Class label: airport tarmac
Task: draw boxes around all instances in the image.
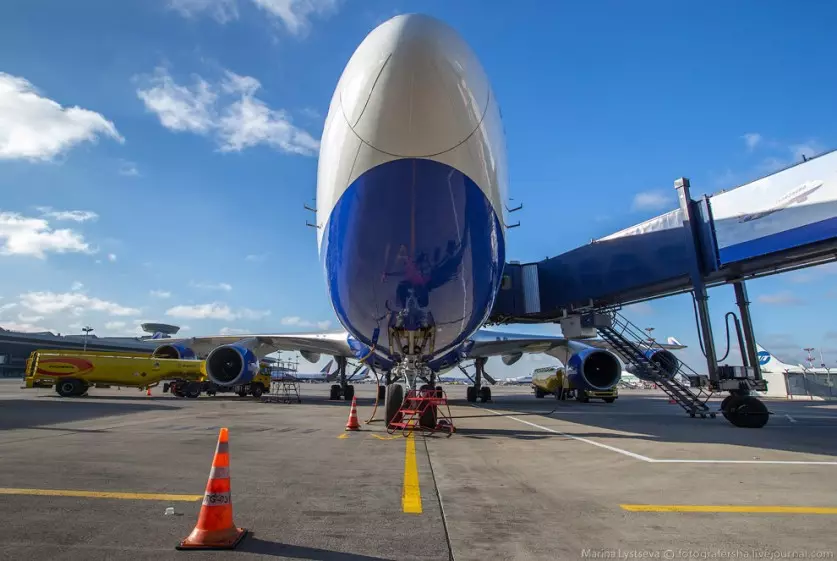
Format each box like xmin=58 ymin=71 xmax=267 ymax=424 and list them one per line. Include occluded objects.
xmin=1 ymin=379 xmax=836 ymax=560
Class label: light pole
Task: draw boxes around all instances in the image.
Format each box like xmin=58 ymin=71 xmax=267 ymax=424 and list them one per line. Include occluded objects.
xmin=803 ymin=347 xmax=815 ymax=369
xmin=82 ymin=326 xmax=94 ymax=351
xmin=645 ymin=327 xmax=656 ymax=345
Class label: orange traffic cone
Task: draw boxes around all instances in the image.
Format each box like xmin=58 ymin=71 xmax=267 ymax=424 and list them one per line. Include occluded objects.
xmin=176 ymin=428 xmax=248 ymax=550
xmin=345 ymin=396 xmax=361 ymax=431
xmin=146 ymin=387 xmax=152 ymax=397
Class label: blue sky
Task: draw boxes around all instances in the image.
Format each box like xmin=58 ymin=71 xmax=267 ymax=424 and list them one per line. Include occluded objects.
xmin=1 ymin=0 xmax=836 ymax=376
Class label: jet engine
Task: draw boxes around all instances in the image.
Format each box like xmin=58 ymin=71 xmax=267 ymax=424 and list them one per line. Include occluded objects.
xmin=566 ymin=348 xmax=621 ymax=390
xmin=152 ymin=343 xmax=196 ymax=360
xmin=300 ymin=350 xmax=321 ymax=364
xmin=205 ymin=344 xmax=260 ymax=387
xmin=626 ymin=349 xmax=680 ymax=381
xmin=501 ymin=352 xmax=523 ymax=366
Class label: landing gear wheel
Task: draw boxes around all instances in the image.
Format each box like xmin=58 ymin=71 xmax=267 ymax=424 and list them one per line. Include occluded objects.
xmin=466 ymin=386 xmax=477 ymax=403
xmin=343 ymin=385 xmax=355 ymax=402
xmin=535 ymin=388 xmax=545 ymax=399
xmin=185 ymin=383 xmax=201 ymax=399
xmin=720 ymin=395 xmax=733 ymax=413
xmin=377 ymin=385 xmax=387 ymax=400
xmin=385 ymin=384 xmax=404 ymax=426
xmin=726 ymin=395 xmax=769 ymax=428
xmin=329 ymin=384 xmax=341 ymax=401
xmin=56 ymin=379 xmax=82 ymax=397
xmin=251 ymin=384 xmax=264 ymax=398
xmin=479 ymin=386 xmax=491 ymax=403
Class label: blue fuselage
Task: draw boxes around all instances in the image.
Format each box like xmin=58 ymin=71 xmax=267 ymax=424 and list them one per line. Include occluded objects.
xmin=320 ymin=158 xmax=506 ymax=369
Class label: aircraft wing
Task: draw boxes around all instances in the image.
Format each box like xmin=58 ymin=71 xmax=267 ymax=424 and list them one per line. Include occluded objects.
xmin=469 ymin=328 xmax=686 ymax=360
xmin=144 ymin=330 xmax=354 ymax=359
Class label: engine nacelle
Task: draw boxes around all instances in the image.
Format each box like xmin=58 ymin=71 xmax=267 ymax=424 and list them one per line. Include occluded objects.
xmin=566 ymin=348 xmax=621 ymax=391
xmin=502 ymin=352 xmax=523 ymax=366
xmin=300 ymin=350 xmax=321 ymax=364
xmin=205 ymin=344 xmax=260 ymax=387
xmin=152 ymin=343 xmax=196 ymax=360
xmin=626 ymin=349 xmax=680 ymax=381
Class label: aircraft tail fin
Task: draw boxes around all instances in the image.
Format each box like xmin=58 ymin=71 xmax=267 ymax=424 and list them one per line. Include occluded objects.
xmin=755 ymin=344 xmax=795 ymax=370
xmin=151 ymin=332 xmax=165 ymax=340
xmin=321 ymin=359 xmax=334 ymax=374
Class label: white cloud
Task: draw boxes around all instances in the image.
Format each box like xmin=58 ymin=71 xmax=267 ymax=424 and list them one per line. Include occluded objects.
xmin=107 ymin=253 xmax=117 ymax=262
xmin=245 ymin=253 xmax=268 ymax=262
xmin=105 ymin=321 xmax=126 ymax=330
xmin=0 ymin=72 xmax=123 ymax=161
xmin=71 ymin=281 xmax=84 ymax=291
xmin=165 ymin=302 xmax=270 ymax=321
xmin=119 ymin=160 xmax=140 ymax=176
xmin=789 ymin=141 xmax=824 ymax=162
xmin=0 ymin=302 xmax=17 ymax=312
xmin=220 ymin=326 xmax=248 ymax=335
xmin=190 ymin=280 xmax=232 ymax=291
xmin=0 ymin=211 xmax=94 ymax=258
xmin=624 ymin=302 xmax=654 ymax=316
xmin=757 ymin=291 xmax=805 ymax=306
xmin=17 ymin=313 xmax=44 ymax=323
xmin=168 ymin=0 xmax=239 ymax=23
xmin=0 ymin=321 xmax=52 ymax=333
xmin=280 ymin=316 xmax=330 ymax=329
xmin=20 ymin=291 xmax=140 ymax=316
xmin=742 ymin=133 xmax=762 ymax=151
xmin=168 ymin=0 xmax=338 ymax=35
xmin=150 ymin=289 xmax=172 ymax=298
xmin=631 ymin=190 xmax=671 ymax=212
xmin=35 ymin=207 xmax=99 ymax=222
xmin=136 ymin=66 xmax=318 ymax=156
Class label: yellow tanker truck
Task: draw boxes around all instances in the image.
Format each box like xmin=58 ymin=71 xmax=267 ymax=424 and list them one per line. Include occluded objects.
xmin=23 ymin=349 xmax=206 ymax=397
xmin=531 ymin=365 xmax=618 ymax=403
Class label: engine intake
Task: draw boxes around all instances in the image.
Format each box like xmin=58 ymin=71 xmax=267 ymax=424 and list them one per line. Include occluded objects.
xmin=152 ymin=343 xmax=196 ymax=360
xmin=566 ymin=348 xmax=621 ymax=390
xmin=205 ymin=344 xmax=259 ymax=387
xmin=626 ymin=349 xmax=680 ymax=381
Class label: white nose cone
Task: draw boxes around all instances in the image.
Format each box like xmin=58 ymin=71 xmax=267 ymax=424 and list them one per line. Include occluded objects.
xmin=339 ymin=13 xmax=491 ymax=157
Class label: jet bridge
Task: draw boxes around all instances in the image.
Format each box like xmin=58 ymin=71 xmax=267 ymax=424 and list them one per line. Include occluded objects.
xmin=489 ymin=149 xmax=837 ymax=427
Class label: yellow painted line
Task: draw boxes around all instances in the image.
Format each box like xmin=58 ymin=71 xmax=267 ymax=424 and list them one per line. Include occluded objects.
xmin=372 ymin=434 xmax=402 ymax=440
xmin=402 ymin=433 xmax=422 ymax=514
xmin=337 ymin=433 xmax=349 ymax=439
xmin=0 ymin=488 xmax=202 ymax=502
xmin=621 ymin=504 xmax=837 ymax=514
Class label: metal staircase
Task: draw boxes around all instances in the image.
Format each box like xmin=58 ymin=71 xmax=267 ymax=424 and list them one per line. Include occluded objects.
xmin=596 ymin=311 xmax=715 ymax=418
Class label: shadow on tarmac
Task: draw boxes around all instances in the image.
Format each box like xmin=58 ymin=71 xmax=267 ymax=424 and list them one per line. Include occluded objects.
xmin=460 ymin=392 xmax=837 ymax=458
xmin=241 ymin=536 xmax=397 ymax=561
xmin=0 ymin=399 xmax=173 ymax=431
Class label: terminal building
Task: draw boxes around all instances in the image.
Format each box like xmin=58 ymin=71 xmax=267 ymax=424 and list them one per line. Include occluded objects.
xmin=0 ymin=323 xmax=180 ymax=378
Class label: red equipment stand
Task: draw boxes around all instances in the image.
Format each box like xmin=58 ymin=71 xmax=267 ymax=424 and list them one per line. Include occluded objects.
xmin=387 ymin=387 xmax=455 ymax=437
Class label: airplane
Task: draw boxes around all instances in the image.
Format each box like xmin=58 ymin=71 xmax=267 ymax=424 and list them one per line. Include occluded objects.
xmin=147 ymin=13 xmax=685 ymax=426
xmin=738 ymin=180 xmax=823 ymax=223
xmin=498 ymin=374 xmax=533 ymax=385
xmin=757 ymin=344 xmax=832 ymax=374
xmin=285 ymin=359 xmax=337 ymax=382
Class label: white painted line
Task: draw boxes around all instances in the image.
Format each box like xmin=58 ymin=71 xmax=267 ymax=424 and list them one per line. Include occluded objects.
xmin=477 ymin=406 xmax=837 ymax=466
xmin=477 ymin=406 xmax=654 ymax=462
xmin=785 ymin=414 xmax=798 ymax=423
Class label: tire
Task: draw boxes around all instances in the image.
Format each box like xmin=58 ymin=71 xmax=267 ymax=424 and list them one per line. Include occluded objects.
xmin=251 ymin=384 xmax=264 ymax=398
xmin=603 ymin=398 xmax=615 ymax=404
xmin=185 ymin=383 xmax=201 ymax=399
xmin=343 ymin=385 xmax=355 ymax=402
xmin=377 ymin=385 xmax=387 ymax=400
xmin=535 ymin=388 xmax=545 ymax=399
xmin=720 ymin=395 xmax=733 ymax=412
xmin=329 ymin=384 xmax=341 ymax=400
xmin=385 ymin=384 xmax=405 ymax=426
xmin=479 ymin=386 xmax=491 ymax=402
xmin=466 ymin=386 xmax=477 ymax=402
xmin=729 ymin=396 xmax=769 ymax=428
xmin=56 ymin=379 xmax=81 ymax=397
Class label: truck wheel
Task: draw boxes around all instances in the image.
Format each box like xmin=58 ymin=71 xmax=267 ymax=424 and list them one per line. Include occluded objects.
xmin=603 ymin=398 xmax=615 ymax=404
xmin=56 ymin=379 xmax=82 ymax=397
xmin=185 ymin=383 xmax=201 ymax=399
xmin=251 ymin=384 xmax=264 ymax=398
xmin=237 ymin=388 xmax=247 ymax=397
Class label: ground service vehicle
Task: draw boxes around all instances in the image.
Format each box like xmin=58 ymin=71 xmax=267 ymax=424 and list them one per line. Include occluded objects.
xmin=531 ymin=366 xmax=618 ymax=403
xmin=23 ymin=350 xmax=205 ymax=397
xmin=164 ymin=363 xmax=272 ymax=398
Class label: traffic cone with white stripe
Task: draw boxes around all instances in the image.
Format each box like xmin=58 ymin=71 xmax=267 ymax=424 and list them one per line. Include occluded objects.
xmin=345 ymin=396 xmax=361 ymax=431
xmin=176 ymin=428 xmax=248 ymax=550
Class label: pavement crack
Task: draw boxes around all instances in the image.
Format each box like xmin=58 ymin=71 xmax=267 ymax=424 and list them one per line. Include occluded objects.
xmin=422 ymin=436 xmax=455 ymax=561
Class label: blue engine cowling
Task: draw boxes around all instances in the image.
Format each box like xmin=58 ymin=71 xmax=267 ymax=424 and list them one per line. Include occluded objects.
xmin=205 ymin=344 xmax=260 ymax=387
xmin=152 ymin=343 xmax=196 ymax=360
xmin=626 ymin=349 xmax=680 ymax=381
xmin=566 ymin=348 xmax=622 ymax=391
